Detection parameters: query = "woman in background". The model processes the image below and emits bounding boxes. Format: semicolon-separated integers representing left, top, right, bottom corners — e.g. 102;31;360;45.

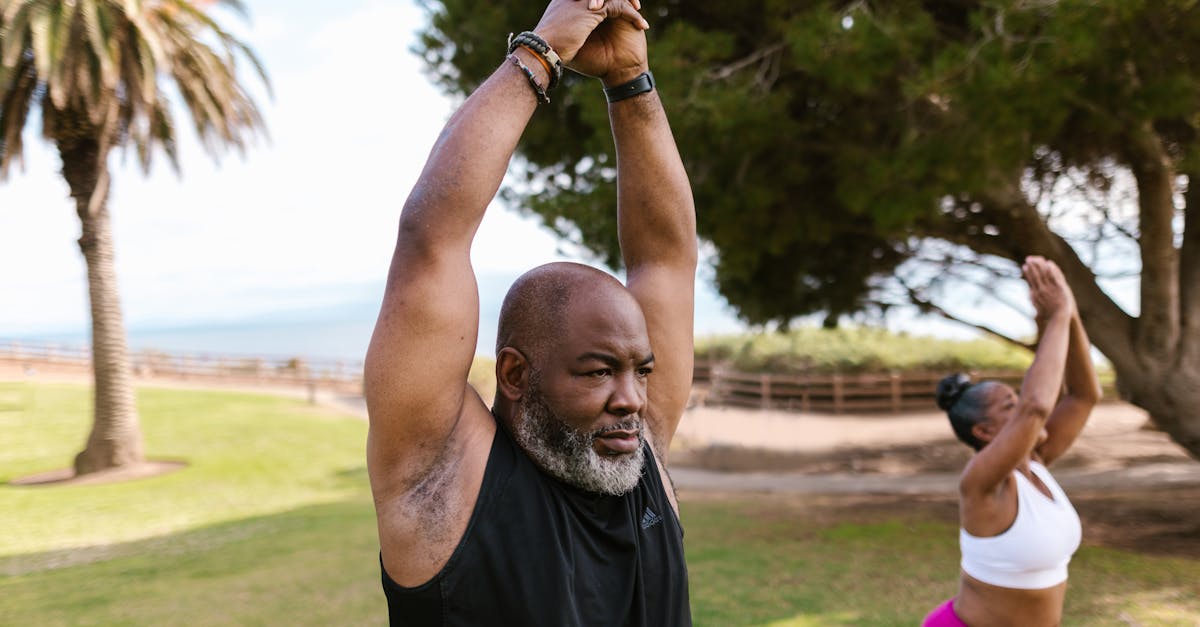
923;256;1102;626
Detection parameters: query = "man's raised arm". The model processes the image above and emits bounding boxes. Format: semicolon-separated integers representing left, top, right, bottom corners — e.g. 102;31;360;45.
601;24;698;455
365;0;651;492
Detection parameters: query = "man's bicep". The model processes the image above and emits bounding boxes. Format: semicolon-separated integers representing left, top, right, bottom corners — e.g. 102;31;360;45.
364;251;481;467
627;264;695;447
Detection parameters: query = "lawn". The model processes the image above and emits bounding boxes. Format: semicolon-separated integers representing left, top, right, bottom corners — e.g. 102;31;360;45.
1;382;1197;625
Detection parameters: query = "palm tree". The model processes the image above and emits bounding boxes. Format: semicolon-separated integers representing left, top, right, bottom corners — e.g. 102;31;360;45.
0;0;267;475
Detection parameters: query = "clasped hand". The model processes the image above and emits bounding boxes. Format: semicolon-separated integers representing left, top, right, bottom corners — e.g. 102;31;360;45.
1023;256;1076;321
534;0;650;86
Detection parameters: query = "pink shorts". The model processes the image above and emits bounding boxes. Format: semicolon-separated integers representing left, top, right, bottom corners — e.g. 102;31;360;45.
922;598;968;627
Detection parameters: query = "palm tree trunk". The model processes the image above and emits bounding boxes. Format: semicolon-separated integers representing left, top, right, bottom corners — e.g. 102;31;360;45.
58;135;144;475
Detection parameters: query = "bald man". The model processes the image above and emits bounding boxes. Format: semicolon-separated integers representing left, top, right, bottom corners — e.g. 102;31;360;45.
364;0;696;624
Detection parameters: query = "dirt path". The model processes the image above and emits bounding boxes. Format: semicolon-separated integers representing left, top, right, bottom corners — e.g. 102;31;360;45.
666;404;1200;556
669;401;1200;494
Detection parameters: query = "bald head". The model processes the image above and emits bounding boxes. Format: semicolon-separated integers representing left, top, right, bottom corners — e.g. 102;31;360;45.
496;262;635;364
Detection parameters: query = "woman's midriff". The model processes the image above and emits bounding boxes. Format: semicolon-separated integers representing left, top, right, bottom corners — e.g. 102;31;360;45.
955;571;1067;627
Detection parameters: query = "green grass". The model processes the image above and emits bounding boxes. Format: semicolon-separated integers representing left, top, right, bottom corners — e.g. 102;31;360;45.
0;383;367;561
2;382;1196;625
683;498;1200;626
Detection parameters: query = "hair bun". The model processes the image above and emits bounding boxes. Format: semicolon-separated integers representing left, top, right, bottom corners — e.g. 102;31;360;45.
935;373;973;411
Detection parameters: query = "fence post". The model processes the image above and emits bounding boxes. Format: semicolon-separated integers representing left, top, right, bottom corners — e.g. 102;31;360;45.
760;373;771;410
890;373;901;413
709;365;724;406
833;374;844;414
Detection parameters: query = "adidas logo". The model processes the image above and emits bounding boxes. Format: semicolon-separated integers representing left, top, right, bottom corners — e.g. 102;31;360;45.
640;506;663;530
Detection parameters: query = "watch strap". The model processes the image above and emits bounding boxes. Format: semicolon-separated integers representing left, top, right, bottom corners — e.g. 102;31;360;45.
604;71;655;103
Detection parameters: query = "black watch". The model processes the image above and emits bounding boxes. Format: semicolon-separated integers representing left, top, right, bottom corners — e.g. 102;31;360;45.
604;71;655;103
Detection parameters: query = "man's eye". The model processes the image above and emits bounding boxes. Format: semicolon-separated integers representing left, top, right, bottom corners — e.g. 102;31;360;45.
590;369;612;378
636;367;653;377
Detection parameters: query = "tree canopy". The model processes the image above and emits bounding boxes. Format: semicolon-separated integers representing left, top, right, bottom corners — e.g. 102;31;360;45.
419;0;1200;459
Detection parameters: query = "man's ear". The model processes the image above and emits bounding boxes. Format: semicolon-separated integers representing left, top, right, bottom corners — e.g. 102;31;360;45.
495;347;531;402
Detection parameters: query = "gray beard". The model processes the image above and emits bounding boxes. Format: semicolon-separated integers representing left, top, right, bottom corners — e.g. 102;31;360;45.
512;384;646;496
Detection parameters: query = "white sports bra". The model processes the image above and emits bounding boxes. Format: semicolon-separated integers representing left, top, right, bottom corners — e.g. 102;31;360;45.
960;460;1082;589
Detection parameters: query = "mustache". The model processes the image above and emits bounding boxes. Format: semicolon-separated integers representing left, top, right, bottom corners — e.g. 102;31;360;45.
592;417;641;438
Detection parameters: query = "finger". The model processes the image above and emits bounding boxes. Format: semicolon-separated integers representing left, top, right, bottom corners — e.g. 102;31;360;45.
607;0;650;29
1033;262;1052;290
1024;261;1047;293
1032;257;1051;280
1022;259;1037;284
1045;260;1066;283
1027;262;1045;290
1037;260;1062;288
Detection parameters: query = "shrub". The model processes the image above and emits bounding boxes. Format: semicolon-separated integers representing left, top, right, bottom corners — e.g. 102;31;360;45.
695;326;1034;375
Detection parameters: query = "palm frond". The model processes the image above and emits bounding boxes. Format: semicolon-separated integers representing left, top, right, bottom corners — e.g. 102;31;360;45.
0;0;268;176
0;54;40;176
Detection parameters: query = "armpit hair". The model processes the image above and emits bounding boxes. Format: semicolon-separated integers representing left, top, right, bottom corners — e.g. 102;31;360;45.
385;437;467;561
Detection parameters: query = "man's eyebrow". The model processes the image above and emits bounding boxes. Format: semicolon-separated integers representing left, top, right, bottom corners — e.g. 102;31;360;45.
574;352;656;367
576;352;621;367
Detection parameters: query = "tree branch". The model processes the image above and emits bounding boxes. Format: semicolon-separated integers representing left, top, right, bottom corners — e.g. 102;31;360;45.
924;176;1140;374
1100;203;1139;242
930;260;1031;317
707;43;788;82
1125;123;1181;357
897;277;1033;351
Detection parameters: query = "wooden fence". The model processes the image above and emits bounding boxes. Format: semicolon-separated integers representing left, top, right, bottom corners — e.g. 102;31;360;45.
696;362;1026;414
0;339;363;394
1;341;1108;415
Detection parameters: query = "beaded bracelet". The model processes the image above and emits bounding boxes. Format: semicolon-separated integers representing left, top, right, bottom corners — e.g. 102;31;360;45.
507;31;564;91
507;54;550;104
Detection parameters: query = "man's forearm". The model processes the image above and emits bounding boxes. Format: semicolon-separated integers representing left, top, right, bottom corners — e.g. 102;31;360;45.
611;91;697;269
398;52;548;252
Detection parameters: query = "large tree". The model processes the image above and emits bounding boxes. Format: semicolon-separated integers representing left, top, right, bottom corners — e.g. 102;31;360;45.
0;0;266;474
419;0;1200;459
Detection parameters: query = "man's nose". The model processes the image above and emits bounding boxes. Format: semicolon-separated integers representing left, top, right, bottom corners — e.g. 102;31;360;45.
607;370;645;416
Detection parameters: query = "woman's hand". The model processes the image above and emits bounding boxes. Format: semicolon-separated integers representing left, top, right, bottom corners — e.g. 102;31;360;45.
1023;256;1075;322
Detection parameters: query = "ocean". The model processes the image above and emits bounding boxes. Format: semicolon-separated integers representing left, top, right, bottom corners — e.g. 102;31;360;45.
10;274;749;364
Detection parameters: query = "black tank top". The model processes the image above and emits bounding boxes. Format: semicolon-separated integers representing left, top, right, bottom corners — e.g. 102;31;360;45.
381;420;691;626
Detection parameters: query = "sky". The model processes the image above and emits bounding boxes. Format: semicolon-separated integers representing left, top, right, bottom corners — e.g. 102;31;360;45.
2;2;505;324
0;0;1055;360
